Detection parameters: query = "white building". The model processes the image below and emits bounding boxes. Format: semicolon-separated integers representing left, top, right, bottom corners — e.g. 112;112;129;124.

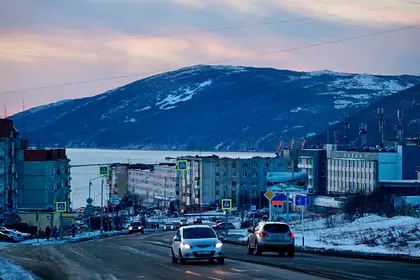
128;164;177;208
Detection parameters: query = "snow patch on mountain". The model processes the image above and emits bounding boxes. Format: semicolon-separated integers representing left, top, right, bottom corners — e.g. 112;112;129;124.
123;117;137;123
156;80;212;110
135;106;151;112
330;75;411;93
25;99;71;114
308;70;351;77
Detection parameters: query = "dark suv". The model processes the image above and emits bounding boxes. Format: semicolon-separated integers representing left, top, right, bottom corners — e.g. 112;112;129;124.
128;221;144;234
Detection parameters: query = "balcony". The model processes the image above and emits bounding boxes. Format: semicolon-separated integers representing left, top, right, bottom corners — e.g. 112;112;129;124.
298;163;312;169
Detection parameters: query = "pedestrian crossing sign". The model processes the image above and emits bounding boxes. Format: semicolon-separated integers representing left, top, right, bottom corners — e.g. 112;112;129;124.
98;165;110;177
221;199;232;210
56;202;66;212
177;160;188;171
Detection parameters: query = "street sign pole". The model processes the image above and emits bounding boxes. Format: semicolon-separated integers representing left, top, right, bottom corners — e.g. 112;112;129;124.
225;210;228;239
59;212;63;240
286;193;290;222
100;178;104;233
88;181;92;236
302;206;305;246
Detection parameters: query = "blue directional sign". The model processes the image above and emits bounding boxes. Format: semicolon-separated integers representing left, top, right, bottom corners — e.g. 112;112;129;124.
56;201;67;212
250;205;257;213
272;193;292;202
98;165;110;177
295;196;310;206
221;199;232;210
177;160;188;171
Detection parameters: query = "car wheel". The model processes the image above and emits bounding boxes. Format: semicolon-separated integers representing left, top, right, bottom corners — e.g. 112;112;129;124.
218;257;225;264
247;241;253;255
278;250;285;256
171;249;177;263
288;246;295;257
255;242;263;256
209;258;215;264
178;250;186;265
141;230;144;234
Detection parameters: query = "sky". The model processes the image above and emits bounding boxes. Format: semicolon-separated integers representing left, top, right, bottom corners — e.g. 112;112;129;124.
1;0;420;115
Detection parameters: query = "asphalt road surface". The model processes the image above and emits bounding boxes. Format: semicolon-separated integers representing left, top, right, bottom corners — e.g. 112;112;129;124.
0;231;325;280
147;231;420;280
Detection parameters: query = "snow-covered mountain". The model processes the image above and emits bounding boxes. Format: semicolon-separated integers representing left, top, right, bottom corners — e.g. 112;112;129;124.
11;65;420;151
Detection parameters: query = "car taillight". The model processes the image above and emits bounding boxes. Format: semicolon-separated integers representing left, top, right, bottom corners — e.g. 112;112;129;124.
289;232;295;238
259;232;268;237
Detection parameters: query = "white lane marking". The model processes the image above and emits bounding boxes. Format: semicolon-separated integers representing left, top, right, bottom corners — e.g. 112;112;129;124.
230;268;247;272
65;246;92;261
380;276;410;280
207;277;222;280
185;270;202;276
156;263;182;271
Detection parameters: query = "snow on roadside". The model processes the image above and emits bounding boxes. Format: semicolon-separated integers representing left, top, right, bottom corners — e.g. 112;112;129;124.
292;214;420;257
0;257;39;280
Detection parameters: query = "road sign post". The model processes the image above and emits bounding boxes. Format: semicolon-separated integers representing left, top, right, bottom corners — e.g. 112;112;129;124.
56;202;66;240
251;205;256;225
264;190;275;221
295;196;309;246
221;199;232;239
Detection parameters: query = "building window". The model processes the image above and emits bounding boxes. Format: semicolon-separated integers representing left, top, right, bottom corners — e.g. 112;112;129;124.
277;163;283;167
242;163;248;167
252;182;257;186
216;191;220;195
232;181;237;186
240;182;246;186
232;163;236;168
233;172;236;177
242;172;248;177
224;172;227;176
216;164;220;167
252;172;257;177
252;162;258;168
216;182;220;186
266;163;270;167
252;190;257;195
215;172;220;176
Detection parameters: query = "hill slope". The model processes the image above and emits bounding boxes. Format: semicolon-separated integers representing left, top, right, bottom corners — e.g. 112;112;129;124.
310;84;420;146
11;65;420;151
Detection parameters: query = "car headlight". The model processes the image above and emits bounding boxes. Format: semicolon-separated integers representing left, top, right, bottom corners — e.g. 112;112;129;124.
182;243;192;249
128;226;132;230
138;226;142;230
215;242;223;248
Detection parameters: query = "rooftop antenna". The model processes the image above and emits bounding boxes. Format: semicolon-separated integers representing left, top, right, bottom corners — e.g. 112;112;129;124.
397;109;403;141
378;108;384;148
359;123;368;147
22;100;25;139
3;106;7;119
344;113;350;145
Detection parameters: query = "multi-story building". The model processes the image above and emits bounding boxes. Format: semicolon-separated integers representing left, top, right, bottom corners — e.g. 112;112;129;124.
297;149;327;194
0;119;19;226
325;143;420;194
128;163;177;208
178;155;290;210
17;149;71;211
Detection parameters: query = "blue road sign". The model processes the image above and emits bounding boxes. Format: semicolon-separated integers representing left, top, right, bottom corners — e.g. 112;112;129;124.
295;196;310;206
56;202;66;212
251;205;257;213
98;165;110;177
177;160;188;171
272;193;292;202
221;199;232;210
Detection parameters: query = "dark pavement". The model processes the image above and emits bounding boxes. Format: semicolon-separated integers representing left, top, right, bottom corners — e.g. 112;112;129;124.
147;231;420;280
0;231;325;280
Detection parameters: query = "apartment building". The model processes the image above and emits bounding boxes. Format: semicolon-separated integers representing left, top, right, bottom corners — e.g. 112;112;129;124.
128;163;177;208
0;119;19;226
297;149;327;194
17;149;71;211
178;155;290;210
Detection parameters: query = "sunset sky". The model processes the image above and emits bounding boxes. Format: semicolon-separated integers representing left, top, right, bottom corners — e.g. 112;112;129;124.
1;0;419;115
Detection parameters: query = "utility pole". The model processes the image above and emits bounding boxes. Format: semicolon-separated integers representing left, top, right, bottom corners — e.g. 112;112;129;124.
88;181;92;236
344;113;350;145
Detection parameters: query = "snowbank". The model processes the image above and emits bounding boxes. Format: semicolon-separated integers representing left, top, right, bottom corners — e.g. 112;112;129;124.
0;230;128;248
226;214;420;257
0;257;39;280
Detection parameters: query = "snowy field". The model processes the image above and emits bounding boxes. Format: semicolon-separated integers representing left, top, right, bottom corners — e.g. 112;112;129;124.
68;149;272;209
228;214;420;257
0;257;39;280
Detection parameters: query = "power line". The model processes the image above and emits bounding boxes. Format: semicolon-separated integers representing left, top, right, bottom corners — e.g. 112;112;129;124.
1;23;418;96
1;1;417;53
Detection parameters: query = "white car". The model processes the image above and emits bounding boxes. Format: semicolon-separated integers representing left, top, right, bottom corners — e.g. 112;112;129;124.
164;223;174;231
171;225;225;264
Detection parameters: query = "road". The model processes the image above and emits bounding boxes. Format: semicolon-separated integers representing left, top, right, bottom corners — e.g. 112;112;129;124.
146;231;420;280
0;231;325;280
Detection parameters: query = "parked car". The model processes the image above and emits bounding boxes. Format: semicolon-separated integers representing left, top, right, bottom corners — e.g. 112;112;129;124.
128;221;144;234
171;225;225;264
0;228;25;242
193;218;203;225
212;222;236;232
164;223;175;231
180;219;188;227
247;222;295;256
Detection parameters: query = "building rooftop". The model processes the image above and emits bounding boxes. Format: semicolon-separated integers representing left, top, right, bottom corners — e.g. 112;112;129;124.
0;118;18;138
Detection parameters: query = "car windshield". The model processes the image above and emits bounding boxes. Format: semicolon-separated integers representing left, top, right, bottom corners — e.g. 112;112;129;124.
183;227;216;239
263;224;290;233
131;222;142;226
165;223;172;226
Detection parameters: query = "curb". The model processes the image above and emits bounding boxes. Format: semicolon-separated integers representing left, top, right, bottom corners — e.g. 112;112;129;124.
224;240;420;264
67;231;129;243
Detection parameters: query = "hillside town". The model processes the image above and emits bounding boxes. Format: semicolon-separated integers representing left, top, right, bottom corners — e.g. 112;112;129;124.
2;115;419;233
